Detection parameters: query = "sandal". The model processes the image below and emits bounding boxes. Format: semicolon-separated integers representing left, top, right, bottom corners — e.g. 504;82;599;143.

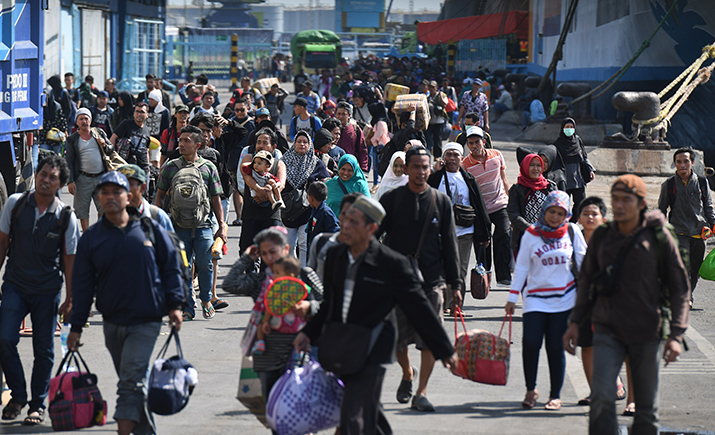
577;396;591;406
182;312;194;321
623;402;636;416
544;398;562;411
616;377;627;401
202;303;215;319
521;390;539;409
2;400;25;420
212;299;229;310
396;366;417;404
23;408;44;425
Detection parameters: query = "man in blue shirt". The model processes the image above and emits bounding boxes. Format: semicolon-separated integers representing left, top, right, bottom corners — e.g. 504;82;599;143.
0;154;80;424
69;171;184;435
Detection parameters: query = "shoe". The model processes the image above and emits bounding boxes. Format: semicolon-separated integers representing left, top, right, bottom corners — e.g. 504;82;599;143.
411;394;435;412
616;377;626;401
23;408;44;425
202;303;215;319
272;200;285;210
182;311;194;321
212;299;229;310
544;398;562;411
521;390;539;409
623;402;635;416
396;366;417;403
497;279;512;286
578;396;590;406
231;219;242;226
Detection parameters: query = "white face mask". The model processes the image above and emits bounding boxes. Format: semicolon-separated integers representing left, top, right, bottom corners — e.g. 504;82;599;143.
563;127;575;137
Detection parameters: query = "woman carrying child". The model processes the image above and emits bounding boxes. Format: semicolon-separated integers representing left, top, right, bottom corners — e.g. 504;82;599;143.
505;191;586;411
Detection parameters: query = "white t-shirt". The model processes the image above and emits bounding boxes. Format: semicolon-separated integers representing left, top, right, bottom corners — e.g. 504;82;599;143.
437;171;474;237
78;137;105;174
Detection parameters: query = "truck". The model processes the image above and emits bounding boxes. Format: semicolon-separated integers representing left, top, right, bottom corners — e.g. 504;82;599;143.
0;0;44;210
290;30;342;74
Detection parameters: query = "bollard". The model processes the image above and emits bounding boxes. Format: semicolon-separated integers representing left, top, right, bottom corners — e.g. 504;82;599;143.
611;91;661;121
557;82;593;118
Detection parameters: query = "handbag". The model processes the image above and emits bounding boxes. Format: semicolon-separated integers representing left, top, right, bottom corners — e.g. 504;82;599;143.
699;248;715;280
46;127;66;142
147;326;197;416
470;264;491;299
93;128;127;171
240;309;263;356
48;350;107;431
237;355;270;428
281;183;309;223
266;353;343;435
444;173;476;227
452;309;511;386
579;140;592;184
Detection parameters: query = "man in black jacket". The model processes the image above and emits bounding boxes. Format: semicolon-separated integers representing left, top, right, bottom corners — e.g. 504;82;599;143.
295;196;456;435
429;142;491;309
378;146;462;412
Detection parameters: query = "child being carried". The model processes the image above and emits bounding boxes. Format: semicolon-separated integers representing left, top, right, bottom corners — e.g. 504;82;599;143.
242;150;285;210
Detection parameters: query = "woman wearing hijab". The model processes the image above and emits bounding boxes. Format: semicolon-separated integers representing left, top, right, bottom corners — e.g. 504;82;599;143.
553;117;595;219
374;151;408;200
507;153;557;254
280;130;331;266
110;91;135;131
325;154;371;215
367;102;391;188
505;191;586;411
516;145;566;191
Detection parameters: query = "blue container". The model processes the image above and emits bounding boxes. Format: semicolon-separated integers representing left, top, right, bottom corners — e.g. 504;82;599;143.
0;0;43;144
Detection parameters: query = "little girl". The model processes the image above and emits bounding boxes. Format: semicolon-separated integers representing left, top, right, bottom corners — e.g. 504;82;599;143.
252;255;308;355
505;191;586;411
241;150;285;210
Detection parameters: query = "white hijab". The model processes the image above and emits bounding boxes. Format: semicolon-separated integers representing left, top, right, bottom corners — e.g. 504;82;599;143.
148;89;166;114
374;151;408;200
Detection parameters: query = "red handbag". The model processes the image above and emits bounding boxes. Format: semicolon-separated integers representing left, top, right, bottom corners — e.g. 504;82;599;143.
452;309;511;386
49;350;107;431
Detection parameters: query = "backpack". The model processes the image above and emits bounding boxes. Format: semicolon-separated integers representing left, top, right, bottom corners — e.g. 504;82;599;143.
139;216;192;308
168;159;211;230
147;327;197;415
665;174;709;210
10;192;73;269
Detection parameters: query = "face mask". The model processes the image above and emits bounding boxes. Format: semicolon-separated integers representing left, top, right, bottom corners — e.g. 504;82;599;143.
563;128;575;137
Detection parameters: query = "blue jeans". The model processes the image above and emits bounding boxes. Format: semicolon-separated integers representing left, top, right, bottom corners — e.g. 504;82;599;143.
522;310;570;399
286;223;308;268
103;321;161;434
590;333;663;435
176;226;214;317
0;282;60;410
369;145;382;185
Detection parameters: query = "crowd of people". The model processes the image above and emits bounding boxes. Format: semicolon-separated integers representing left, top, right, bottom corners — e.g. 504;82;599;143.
0;62;702;435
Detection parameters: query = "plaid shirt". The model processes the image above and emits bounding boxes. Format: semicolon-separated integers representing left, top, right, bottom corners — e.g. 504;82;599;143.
459;91;489;127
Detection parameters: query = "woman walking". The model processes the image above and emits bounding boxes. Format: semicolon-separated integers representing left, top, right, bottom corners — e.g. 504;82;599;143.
505;191;586;411
552;117;594;220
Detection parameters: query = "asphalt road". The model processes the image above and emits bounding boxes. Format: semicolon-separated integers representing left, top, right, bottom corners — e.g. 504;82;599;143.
3;85;715;434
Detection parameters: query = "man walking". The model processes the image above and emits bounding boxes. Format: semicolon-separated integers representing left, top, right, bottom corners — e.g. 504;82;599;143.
378;146;462;412
564;174;690;435
0;155;79;425
155;125;227;320
65;107;110;231
69;171;184;435
462;126;512;285
110;102;151;174
429;142;491;310
294;196;457;434
289;97;322;141
657;147;715;307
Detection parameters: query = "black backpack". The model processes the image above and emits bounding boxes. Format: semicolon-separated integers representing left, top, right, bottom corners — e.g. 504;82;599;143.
665;175;709;209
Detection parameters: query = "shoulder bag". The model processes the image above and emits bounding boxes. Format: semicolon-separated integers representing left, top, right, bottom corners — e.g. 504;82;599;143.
443;172;476;227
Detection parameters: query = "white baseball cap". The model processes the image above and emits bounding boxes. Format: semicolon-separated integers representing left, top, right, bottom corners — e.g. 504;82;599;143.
466;126;484;138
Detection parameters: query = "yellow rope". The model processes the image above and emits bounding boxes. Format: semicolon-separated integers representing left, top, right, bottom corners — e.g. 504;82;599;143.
632;43;715;126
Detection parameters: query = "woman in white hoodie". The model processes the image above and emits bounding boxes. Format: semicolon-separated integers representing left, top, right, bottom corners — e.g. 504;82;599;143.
505;190;586;411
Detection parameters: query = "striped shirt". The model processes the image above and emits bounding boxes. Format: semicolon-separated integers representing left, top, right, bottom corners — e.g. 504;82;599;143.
463;149;508;214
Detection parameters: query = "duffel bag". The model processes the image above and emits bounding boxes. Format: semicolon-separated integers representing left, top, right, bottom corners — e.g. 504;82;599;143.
452;309;511;386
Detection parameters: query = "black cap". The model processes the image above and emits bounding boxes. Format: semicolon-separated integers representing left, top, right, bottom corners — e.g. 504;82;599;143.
302;80;313;88
291;97;308;107
405;145;431;164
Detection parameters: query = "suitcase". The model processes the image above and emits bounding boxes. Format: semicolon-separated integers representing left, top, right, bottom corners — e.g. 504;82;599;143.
384;83;410;102
394;94;431;131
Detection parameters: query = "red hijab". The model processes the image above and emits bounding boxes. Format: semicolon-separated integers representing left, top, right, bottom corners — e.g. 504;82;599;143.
517;154;550;191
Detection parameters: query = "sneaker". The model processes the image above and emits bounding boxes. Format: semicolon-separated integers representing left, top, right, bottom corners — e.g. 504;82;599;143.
497;279;511;286
411;394;435;412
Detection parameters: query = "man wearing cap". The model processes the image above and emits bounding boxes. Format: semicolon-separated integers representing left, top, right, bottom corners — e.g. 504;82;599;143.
378;146;461;412
160;104;190;166
494;84;513;118
462;125;512;286
0;154;80;425
91;90;114;137
289;97;322;141
294;195;458;434
563;174;690;435
69;171;185;435
188;91;219;121
65;107;111;231
335;102;369;172
429;142;491;310
298;80;321;115
109;102;151;175
117;164;173;231
457;79;489;132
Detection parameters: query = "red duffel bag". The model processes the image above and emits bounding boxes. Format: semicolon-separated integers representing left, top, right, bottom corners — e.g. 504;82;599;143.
452;309;511;386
